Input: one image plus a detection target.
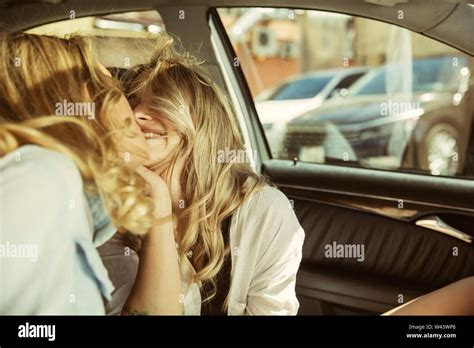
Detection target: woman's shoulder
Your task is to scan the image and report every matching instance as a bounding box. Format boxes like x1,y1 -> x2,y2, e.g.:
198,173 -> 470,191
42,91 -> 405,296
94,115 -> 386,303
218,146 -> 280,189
233,185 -> 304,245
0,145 -> 87,238
240,185 -> 294,215
0,144 -> 84,197
1,144 -> 81,178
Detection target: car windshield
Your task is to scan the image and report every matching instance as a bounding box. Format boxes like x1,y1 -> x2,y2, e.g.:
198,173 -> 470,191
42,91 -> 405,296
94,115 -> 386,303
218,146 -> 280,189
348,56 -> 468,95
267,74 -> 334,100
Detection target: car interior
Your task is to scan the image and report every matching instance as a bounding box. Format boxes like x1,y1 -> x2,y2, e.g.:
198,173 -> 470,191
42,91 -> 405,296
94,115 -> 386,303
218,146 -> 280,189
1,0 -> 473,315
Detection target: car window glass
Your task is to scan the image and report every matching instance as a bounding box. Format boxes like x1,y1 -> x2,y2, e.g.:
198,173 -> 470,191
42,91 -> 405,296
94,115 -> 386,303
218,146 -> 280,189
334,73 -> 364,90
28,11 -> 165,68
270,75 -> 334,100
217,8 -> 474,178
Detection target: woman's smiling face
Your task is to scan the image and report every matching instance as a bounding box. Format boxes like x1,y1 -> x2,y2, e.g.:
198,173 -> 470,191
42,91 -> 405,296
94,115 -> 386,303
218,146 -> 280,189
110,95 -> 153,168
96,63 -> 152,169
133,102 -> 186,208
128,67 -> 190,208
133,103 -> 183,175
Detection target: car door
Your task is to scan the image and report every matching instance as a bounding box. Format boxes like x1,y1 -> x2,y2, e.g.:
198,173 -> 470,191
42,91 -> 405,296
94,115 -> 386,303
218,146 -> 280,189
206,3 -> 474,315
211,2 -> 474,315
4,0 -> 473,316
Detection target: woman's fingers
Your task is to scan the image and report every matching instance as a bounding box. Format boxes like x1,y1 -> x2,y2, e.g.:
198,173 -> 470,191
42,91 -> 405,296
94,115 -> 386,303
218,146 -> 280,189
135,165 -> 168,190
135,165 -> 160,184
135,165 -> 172,219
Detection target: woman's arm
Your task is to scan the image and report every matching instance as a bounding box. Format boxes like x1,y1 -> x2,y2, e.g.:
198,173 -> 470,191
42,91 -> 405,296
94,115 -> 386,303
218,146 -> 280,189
122,218 -> 182,315
235,187 -> 305,315
121,166 -> 183,315
383,276 -> 474,315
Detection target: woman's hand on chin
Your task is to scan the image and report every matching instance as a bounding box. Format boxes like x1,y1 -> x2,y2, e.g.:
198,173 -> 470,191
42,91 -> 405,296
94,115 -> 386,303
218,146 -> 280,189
135,165 -> 172,220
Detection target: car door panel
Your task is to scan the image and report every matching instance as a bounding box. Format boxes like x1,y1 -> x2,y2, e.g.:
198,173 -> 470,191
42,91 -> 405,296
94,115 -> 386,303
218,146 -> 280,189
296,268 -> 422,315
263,160 -> 474,315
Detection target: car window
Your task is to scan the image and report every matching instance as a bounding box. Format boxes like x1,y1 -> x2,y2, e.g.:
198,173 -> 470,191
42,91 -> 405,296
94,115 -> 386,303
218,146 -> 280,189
348,69 -> 386,95
217,8 -> 474,178
334,73 -> 364,90
349,56 -> 469,95
269,74 -> 334,100
28,11 -> 165,68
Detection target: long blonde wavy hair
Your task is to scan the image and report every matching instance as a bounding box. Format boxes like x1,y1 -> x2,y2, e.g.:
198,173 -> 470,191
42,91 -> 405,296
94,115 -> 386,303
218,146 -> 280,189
127,34 -> 268,303
0,32 -> 155,235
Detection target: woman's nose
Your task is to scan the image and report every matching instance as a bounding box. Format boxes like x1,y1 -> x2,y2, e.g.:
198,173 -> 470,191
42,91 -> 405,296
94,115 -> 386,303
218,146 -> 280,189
133,109 -> 153,126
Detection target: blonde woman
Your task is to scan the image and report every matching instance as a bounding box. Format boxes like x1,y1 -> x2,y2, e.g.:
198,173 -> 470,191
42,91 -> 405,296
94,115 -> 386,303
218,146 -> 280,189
0,33 -> 181,315
99,35 -> 305,315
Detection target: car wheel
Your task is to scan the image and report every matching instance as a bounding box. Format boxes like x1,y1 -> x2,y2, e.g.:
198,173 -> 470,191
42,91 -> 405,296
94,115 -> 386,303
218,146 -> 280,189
418,123 -> 460,176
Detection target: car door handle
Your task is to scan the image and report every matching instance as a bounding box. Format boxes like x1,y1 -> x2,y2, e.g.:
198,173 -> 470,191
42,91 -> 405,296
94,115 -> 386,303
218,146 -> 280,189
415,215 -> 472,244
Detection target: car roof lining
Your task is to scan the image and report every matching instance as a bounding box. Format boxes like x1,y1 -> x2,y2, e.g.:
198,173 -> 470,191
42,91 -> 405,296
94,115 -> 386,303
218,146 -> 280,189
0,0 -> 472,55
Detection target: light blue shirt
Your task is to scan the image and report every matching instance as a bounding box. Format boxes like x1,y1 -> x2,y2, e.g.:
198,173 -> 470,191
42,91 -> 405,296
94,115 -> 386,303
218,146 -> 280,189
0,145 -> 115,314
